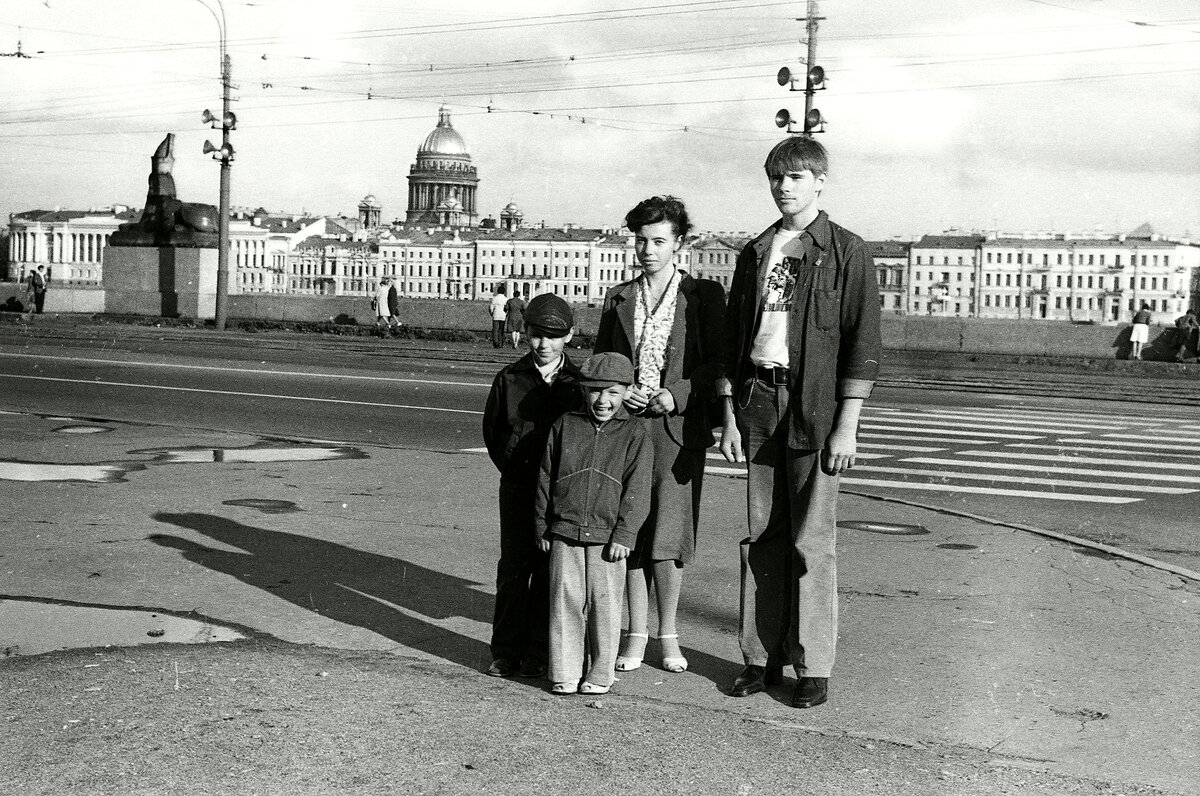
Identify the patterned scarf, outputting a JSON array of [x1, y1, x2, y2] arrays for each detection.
[[633, 270, 681, 391]]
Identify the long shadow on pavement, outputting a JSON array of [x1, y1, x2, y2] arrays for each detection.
[[150, 512, 493, 670]]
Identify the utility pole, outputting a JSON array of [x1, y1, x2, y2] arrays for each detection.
[[216, 52, 233, 330], [197, 0, 235, 330], [803, 0, 821, 132], [775, 0, 826, 135]]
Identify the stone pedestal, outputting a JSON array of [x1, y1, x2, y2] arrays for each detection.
[[103, 246, 218, 320]]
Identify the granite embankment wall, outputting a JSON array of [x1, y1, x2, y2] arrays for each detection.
[[0, 283, 1178, 360], [228, 294, 1160, 360]]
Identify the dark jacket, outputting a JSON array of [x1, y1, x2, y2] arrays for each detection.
[[482, 353, 582, 487], [536, 409, 652, 549], [386, 284, 399, 316], [594, 273, 726, 450], [719, 211, 881, 450]]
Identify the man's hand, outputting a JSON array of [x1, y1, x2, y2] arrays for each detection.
[[822, 426, 857, 475], [719, 397, 744, 463], [604, 542, 630, 562], [536, 537, 550, 553]]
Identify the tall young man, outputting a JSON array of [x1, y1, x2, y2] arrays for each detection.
[[717, 136, 881, 709]]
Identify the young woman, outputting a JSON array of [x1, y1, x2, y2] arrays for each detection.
[[593, 196, 726, 674]]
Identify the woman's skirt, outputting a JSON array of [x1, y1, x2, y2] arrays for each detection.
[[628, 416, 706, 567]]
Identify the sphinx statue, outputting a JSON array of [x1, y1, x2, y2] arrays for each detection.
[[111, 134, 220, 248]]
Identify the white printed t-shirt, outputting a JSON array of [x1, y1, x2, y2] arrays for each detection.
[[749, 227, 805, 369]]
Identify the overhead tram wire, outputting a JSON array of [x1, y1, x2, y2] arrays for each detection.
[[34, 1, 800, 58], [4, 58, 1196, 140]]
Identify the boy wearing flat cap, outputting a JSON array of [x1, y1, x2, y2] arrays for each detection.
[[482, 293, 582, 680], [535, 351, 652, 695]]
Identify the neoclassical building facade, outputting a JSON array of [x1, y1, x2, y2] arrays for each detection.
[[6, 106, 1198, 321]]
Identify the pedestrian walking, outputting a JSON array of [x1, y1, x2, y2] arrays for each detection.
[[504, 292, 527, 349], [1171, 310, 1198, 363], [26, 266, 48, 314], [1130, 304, 1152, 360], [593, 195, 726, 676], [373, 278, 400, 332], [536, 352, 652, 696], [716, 135, 882, 709], [481, 293, 582, 680], [488, 287, 508, 349]]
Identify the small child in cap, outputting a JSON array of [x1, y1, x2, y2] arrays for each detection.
[[535, 351, 652, 694], [482, 292, 582, 679]]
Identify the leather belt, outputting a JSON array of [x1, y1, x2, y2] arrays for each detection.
[[754, 364, 790, 386]]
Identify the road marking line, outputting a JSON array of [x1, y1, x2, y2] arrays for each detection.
[[901, 456, 1199, 483], [860, 423, 1042, 440], [868, 408, 1128, 430], [1100, 432, 1200, 444], [877, 405, 1149, 423], [0, 374, 485, 415], [1011, 441, 1200, 458], [860, 432, 1003, 445], [864, 417, 1083, 434], [0, 352, 492, 389], [853, 464, 1194, 494], [700, 453, 892, 461], [857, 443, 946, 452], [950, 449, 1200, 470], [994, 405, 1160, 423], [840, 477, 1139, 503]]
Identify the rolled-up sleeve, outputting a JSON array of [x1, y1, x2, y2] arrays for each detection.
[[835, 237, 882, 399]]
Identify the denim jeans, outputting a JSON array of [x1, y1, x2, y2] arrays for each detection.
[[736, 378, 840, 677]]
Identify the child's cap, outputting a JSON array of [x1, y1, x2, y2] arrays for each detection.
[[523, 293, 574, 336], [578, 352, 635, 387]]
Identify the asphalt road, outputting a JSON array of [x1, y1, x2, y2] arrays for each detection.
[[4, 325, 1199, 794], [1, 330, 1197, 573]]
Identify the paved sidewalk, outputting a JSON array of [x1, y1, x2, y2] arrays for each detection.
[[1, 410, 1197, 794]]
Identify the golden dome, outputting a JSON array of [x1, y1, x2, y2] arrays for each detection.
[[419, 106, 469, 157]]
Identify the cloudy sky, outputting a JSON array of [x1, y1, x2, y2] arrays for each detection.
[[3, 0, 1198, 241]]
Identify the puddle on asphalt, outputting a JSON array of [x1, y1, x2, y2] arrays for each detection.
[[53, 424, 113, 434], [839, 520, 930, 536], [0, 461, 144, 483], [223, 498, 303, 514], [134, 444, 368, 465], [0, 598, 245, 659]]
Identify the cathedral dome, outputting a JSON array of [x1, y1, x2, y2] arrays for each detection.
[[419, 106, 469, 157]]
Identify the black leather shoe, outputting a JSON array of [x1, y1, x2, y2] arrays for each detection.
[[791, 677, 828, 708], [486, 658, 517, 677], [729, 665, 785, 697], [517, 659, 547, 679]]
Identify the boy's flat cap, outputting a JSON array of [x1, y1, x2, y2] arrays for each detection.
[[523, 293, 574, 335], [578, 351, 635, 387]]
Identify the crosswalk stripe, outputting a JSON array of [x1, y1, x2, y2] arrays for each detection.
[[839, 477, 1139, 504], [952, 450, 1199, 471], [869, 408, 1128, 431], [1100, 432, 1200, 444], [858, 442, 946, 453], [1011, 442, 1200, 458], [901, 457, 1198, 483], [861, 423, 1042, 440], [994, 405, 1158, 423], [853, 464, 1195, 495], [705, 451, 894, 462], [883, 404, 1147, 424], [861, 432, 1002, 445], [865, 417, 1083, 434]]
